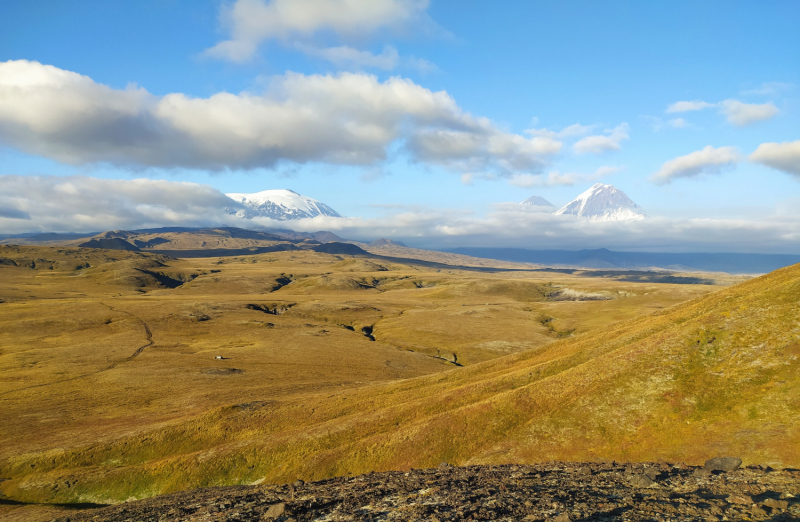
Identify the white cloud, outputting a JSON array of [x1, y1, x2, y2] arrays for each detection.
[[719, 99, 779, 126], [0, 60, 555, 175], [0, 175, 238, 233], [526, 123, 594, 139], [593, 165, 623, 178], [666, 100, 714, 113], [3, 174, 799, 254], [297, 44, 436, 73], [573, 123, 629, 154], [204, 0, 431, 63], [509, 172, 576, 188], [300, 44, 400, 70], [407, 128, 561, 174], [404, 56, 438, 74], [665, 98, 779, 126], [750, 140, 800, 178], [651, 145, 740, 185], [741, 82, 793, 96], [508, 165, 620, 188], [667, 118, 688, 128]]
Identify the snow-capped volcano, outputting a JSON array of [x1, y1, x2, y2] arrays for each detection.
[[225, 189, 343, 220], [554, 183, 647, 221], [520, 195, 556, 211]]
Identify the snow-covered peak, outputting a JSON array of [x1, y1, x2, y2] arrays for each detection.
[[225, 189, 343, 220], [520, 195, 556, 208], [554, 183, 647, 221]]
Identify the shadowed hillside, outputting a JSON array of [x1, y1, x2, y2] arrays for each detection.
[[0, 253, 796, 506]]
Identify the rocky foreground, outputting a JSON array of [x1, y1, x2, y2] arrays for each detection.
[[56, 460, 799, 521]]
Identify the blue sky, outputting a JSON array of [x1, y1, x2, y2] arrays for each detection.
[[1, 1, 799, 252]]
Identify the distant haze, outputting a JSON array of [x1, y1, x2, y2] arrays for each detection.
[[448, 247, 800, 274]]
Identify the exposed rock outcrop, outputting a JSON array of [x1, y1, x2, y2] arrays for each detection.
[[54, 461, 799, 521]]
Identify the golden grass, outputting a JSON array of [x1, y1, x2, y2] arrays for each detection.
[[0, 244, 762, 506]]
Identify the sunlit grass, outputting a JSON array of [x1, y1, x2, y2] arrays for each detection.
[[2, 244, 782, 505]]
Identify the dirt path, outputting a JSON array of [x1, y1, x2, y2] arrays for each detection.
[[102, 303, 153, 362]]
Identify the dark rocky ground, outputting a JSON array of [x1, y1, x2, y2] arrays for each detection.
[[55, 461, 799, 521]]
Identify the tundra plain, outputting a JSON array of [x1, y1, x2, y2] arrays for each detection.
[[0, 241, 797, 520]]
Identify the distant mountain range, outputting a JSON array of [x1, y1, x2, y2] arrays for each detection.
[[225, 189, 342, 220], [3, 226, 799, 274], [223, 184, 646, 223], [447, 247, 800, 274], [523, 183, 647, 221], [3, 185, 796, 274]]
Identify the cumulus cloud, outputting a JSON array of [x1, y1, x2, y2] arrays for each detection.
[[223, 211, 800, 254], [297, 44, 436, 72], [204, 0, 431, 64], [651, 146, 740, 185], [750, 140, 800, 178], [593, 165, 623, 178], [509, 172, 577, 188], [0, 175, 238, 233], [407, 128, 561, 174], [665, 98, 779, 126], [719, 99, 779, 126], [0, 60, 556, 175], [526, 123, 594, 139], [573, 123, 629, 155], [667, 118, 688, 128], [666, 100, 715, 113], [2, 174, 799, 254], [0, 206, 31, 220], [741, 82, 793, 96], [299, 44, 400, 70], [400, 212, 800, 254], [508, 165, 621, 188]]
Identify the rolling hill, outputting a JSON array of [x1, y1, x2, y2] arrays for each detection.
[[0, 246, 796, 506]]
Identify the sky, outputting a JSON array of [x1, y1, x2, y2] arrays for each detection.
[[1, 0, 799, 252]]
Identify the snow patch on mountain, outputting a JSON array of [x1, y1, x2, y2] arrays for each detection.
[[225, 189, 343, 220], [554, 183, 646, 221]]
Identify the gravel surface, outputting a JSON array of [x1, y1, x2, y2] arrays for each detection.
[[55, 461, 800, 521]]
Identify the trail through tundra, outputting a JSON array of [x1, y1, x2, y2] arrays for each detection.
[[102, 303, 154, 362], [0, 303, 154, 396]]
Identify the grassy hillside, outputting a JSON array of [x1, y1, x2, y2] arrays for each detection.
[[0, 247, 795, 505]]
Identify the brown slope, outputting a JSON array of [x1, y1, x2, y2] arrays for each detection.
[[1, 263, 797, 505]]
